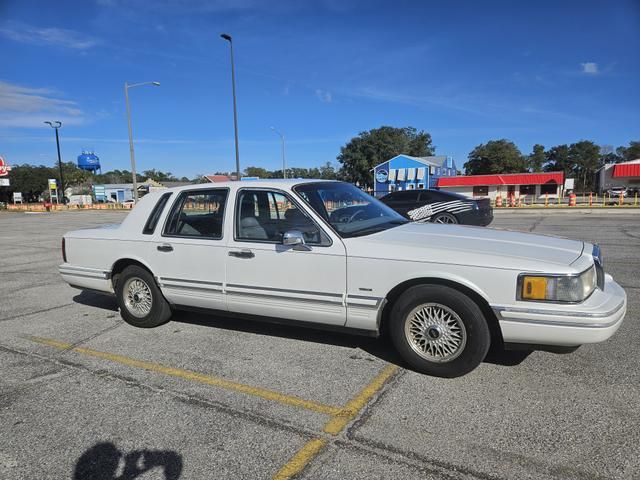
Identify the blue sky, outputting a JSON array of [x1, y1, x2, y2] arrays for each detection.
[[1, 0, 639, 177]]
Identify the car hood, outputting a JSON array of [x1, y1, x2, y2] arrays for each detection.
[[344, 222, 585, 272]]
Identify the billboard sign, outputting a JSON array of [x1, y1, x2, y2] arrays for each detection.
[[0, 156, 10, 177], [13, 192, 22, 203], [48, 178, 58, 189], [0, 178, 9, 186]]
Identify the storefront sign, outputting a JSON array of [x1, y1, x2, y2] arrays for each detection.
[[48, 178, 58, 190], [0, 156, 10, 177], [0, 178, 9, 186], [375, 169, 389, 183]]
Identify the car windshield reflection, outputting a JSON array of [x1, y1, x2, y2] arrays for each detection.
[[294, 182, 409, 238]]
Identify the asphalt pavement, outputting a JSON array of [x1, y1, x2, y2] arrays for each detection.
[[0, 209, 638, 480]]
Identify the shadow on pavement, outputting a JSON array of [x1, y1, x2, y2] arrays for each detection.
[[73, 441, 183, 480], [73, 291, 118, 311]]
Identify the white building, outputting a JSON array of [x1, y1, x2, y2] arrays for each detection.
[[596, 159, 640, 194]]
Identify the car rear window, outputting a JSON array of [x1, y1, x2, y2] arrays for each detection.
[[143, 193, 172, 235]]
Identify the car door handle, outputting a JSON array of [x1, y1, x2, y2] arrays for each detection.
[[157, 244, 173, 252], [228, 249, 254, 259]]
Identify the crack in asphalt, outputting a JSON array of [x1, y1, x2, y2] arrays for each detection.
[[0, 302, 75, 323]]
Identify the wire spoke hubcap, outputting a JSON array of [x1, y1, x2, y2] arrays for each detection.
[[124, 277, 153, 318], [405, 303, 467, 362]]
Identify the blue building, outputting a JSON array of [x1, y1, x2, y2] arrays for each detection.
[[372, 155, 457, 196]]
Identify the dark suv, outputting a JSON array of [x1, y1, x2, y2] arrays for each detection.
[[379, 189, 493, 226]]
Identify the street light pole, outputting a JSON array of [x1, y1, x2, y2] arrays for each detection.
[[270, 127, 286, 179], [44, 121, 65, 204], [124, 81, 160, 202], [220, 33, 241, 181]]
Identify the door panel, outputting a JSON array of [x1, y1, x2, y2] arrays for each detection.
[[226, 188, 347, 326], [151, 188, 229, 311]]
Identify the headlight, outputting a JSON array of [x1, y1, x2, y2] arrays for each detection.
[[518, 266, 597, 303]]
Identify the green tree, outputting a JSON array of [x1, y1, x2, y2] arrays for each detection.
[[318, 161, 338, 179], [243, 166, 273, 178], [142, 169, 178, 182], [544, 145, 570, 173], [528, 144, 546, 172], [617, 141, 640, 162], [337, 126, 434, 186], [7, 164, 51, 201], [569, 140, 600, 191], [464, 139, 526, 175]]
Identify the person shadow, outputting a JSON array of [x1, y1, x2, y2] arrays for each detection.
[[73, 442, 183, 480]]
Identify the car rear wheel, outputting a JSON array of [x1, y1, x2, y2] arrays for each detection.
[[389, 285, 490, 377], [116, 265, 172, 328], [432, 212, 458, 224]]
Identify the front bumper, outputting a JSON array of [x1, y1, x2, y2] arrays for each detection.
[[492, 274, 626, 347]]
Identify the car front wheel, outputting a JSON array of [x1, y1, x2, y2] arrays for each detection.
[[390, 285, 490, 377], [116, 265, 172, 328]]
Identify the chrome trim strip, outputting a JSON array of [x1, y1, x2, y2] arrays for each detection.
[[159, 277, 223, 286], [59, 265, 110, 280], [226, 290, 343, 306], [160, 283, 223, 293], [492, 300, 625, 319], [495, 315, 622, 329], [60, 271, 110, 280], [347, 294, 384, 301], [226, 283, 342, 298]]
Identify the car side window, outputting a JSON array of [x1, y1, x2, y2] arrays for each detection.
[[236, 189, 329, 245], [163, 189, 228, 239]]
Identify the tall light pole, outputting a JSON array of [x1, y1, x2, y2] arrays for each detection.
[[44, 121, 65, 204], [124, 81, 160, 202], [270, 126, 286, 179], [220, 33, 241, 181]]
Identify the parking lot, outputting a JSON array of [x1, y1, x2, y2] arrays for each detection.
[[1, 209, 638, 480]]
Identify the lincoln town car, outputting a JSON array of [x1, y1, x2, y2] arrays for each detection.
[[59, 180, 626, 377]]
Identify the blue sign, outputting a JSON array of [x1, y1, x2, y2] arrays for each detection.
[[376, 169, 389, 183]]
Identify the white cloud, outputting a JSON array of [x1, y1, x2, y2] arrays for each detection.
[[581, 62, 599, 75], [315, 89, 332, 103], [0, 21, 99, 50], [0, 81, 85, 128]]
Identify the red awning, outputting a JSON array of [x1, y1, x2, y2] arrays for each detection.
[[437, 172, 564, 187], [612, 163, 640, 178]]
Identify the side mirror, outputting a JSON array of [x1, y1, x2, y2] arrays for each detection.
[[283, 230, 305, 247]]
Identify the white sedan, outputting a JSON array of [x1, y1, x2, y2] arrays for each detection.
[[59, 180, 626, 377]]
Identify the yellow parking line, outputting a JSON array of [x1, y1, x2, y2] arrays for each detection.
[[272, 438, 327, 480], [28, 336, 341, 416], [273, 363, 399, 479]]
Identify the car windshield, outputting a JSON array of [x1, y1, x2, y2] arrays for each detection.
[[294, 182, 409, 238]]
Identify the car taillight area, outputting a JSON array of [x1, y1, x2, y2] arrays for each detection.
[[62, 237, 67, 263]]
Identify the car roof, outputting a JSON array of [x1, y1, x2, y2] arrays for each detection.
[[165, 178, 339, 193]]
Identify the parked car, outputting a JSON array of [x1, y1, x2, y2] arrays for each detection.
[[380, 189, 493, 226], [606, 186, 627, 197], [59, 180, 626, 377]]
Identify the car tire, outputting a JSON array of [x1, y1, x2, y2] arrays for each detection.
[[115, 265, 172, 328], [389, 284, 490, 378], [431, 212, 458, 224]]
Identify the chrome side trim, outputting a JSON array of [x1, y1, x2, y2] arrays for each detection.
[[226, 283, 342, 298], [226, 290, 343, 306], [492, 300, 625, 319], [159, 283, 223, 293], [159, 277, 223, 287], [59, 265, 110, 280]]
